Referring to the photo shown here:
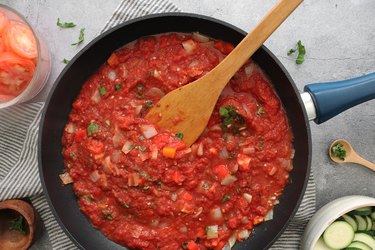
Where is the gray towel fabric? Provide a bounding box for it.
[0,0,315,249]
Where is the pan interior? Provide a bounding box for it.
[39,13,310,250]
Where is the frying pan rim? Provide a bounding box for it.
[38,12,312,250]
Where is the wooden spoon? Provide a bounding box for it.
[146,0,303,147]
[329,139,375,172]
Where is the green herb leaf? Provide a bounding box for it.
[9,216,27,234]
[222,194,231,202]
[107,214,113,220]
[138,146,146,151]
[287,48,296,56]
[296,40,306,64]
[175,133,184,139]
[71,28,85,46]
[100,85,107,95]
[288,40,306,64]
[128,144,135,151]
[332,143,346,160]
[87,122,99,136]
[143,101,153,110]
[82,195,94,202]
[143,186,150,190]
[219,105,246,134]
[123,204,130,209]
[114,84,122,91]
[62,58,70,64]
[57,18,76,28]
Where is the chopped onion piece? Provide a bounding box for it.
[243,193,253,203]
[171,193,177,201]
[193,207,203,218]
[219,147,229,159]
[264,209,274,221]
[210,124,222,131]
[122,141,134,154]
[221,175,237,185]
[108,70,116,81]
[139,152,149,162]
[210,207,223,221]
[179,226,188,233]
[222,243,231,250]
[245,64,255,76]
[140,124,158,139]
[238,229,250,240]
[145,87,165,98]
[112,132,123,148]
[206,225,218,239]
[242,147,255,154]
[59,172,73,184]
[151,146,158,160]
[291,149,295,159]
[228,234,237,248]
[182,39,196,53]
[242,103,251,117]
[151,220,159,227]
[197,142,204,156]
[65,123,76,134]
[153,69,160,78]
[229,164,239,173]
[237,154,251,170]
[128,173,140,186]
[91,89,101,103]
[89,170,100,182]
[135,105,142,115]
[192,32,210,43]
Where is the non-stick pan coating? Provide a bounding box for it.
[39,13,311,250]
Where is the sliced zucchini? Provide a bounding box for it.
[356,230,375,237]
[365,216,372,231]
[313,237,333,250]
[354,215,368,231]
[372,222,375,231]
[351,207,373,216]
[353,232,375,249]
[371,211,375,221]
[323,221,354,249]
[343,214,359,232]
[346,241,372,250]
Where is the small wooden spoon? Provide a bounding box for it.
[146,0,303,147]
[329,139,375,172]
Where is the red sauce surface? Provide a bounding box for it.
[62,33,294,250]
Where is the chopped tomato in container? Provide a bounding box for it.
[0,5,50,108]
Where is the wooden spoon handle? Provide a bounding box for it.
[353,155,375,171]
[210,0,303,85]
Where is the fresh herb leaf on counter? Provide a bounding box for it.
[57,18,76,28]
[71,28,85,46]
[9,216,27,234]
[62,58,70,64]
[332,143,346,160]
[288,40,306,64]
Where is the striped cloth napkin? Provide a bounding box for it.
[0,0,316,249]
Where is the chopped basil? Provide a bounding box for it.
[106,214,113,220]
[114,84,122,91]
[57,18,76,28]
[143,186,150,190]
[87,122,99,136]
[82,195,94,202]
[139,135,145,141]
[135,83,144,98]
[123,204,130,209]
[287,48,296,56]
[175,133,184,139]
[128,144,135,151]
[219,105,246,134]
[222,194,231,202]
[9,216,27,234]
[99,85,107,95]
[332,143,346,160]
[138,146,146,151]
[143,101,153,110]
[62,58,70,64]
[71,28,85,46]
[288,40,306,64]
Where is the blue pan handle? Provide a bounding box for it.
[303,72,375,124]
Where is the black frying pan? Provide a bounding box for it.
[38,13,375,250]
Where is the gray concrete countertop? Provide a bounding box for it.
[3,0,375,249]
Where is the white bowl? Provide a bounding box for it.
[301,195,375,250]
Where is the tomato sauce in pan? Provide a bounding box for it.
[62,33,294,250]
